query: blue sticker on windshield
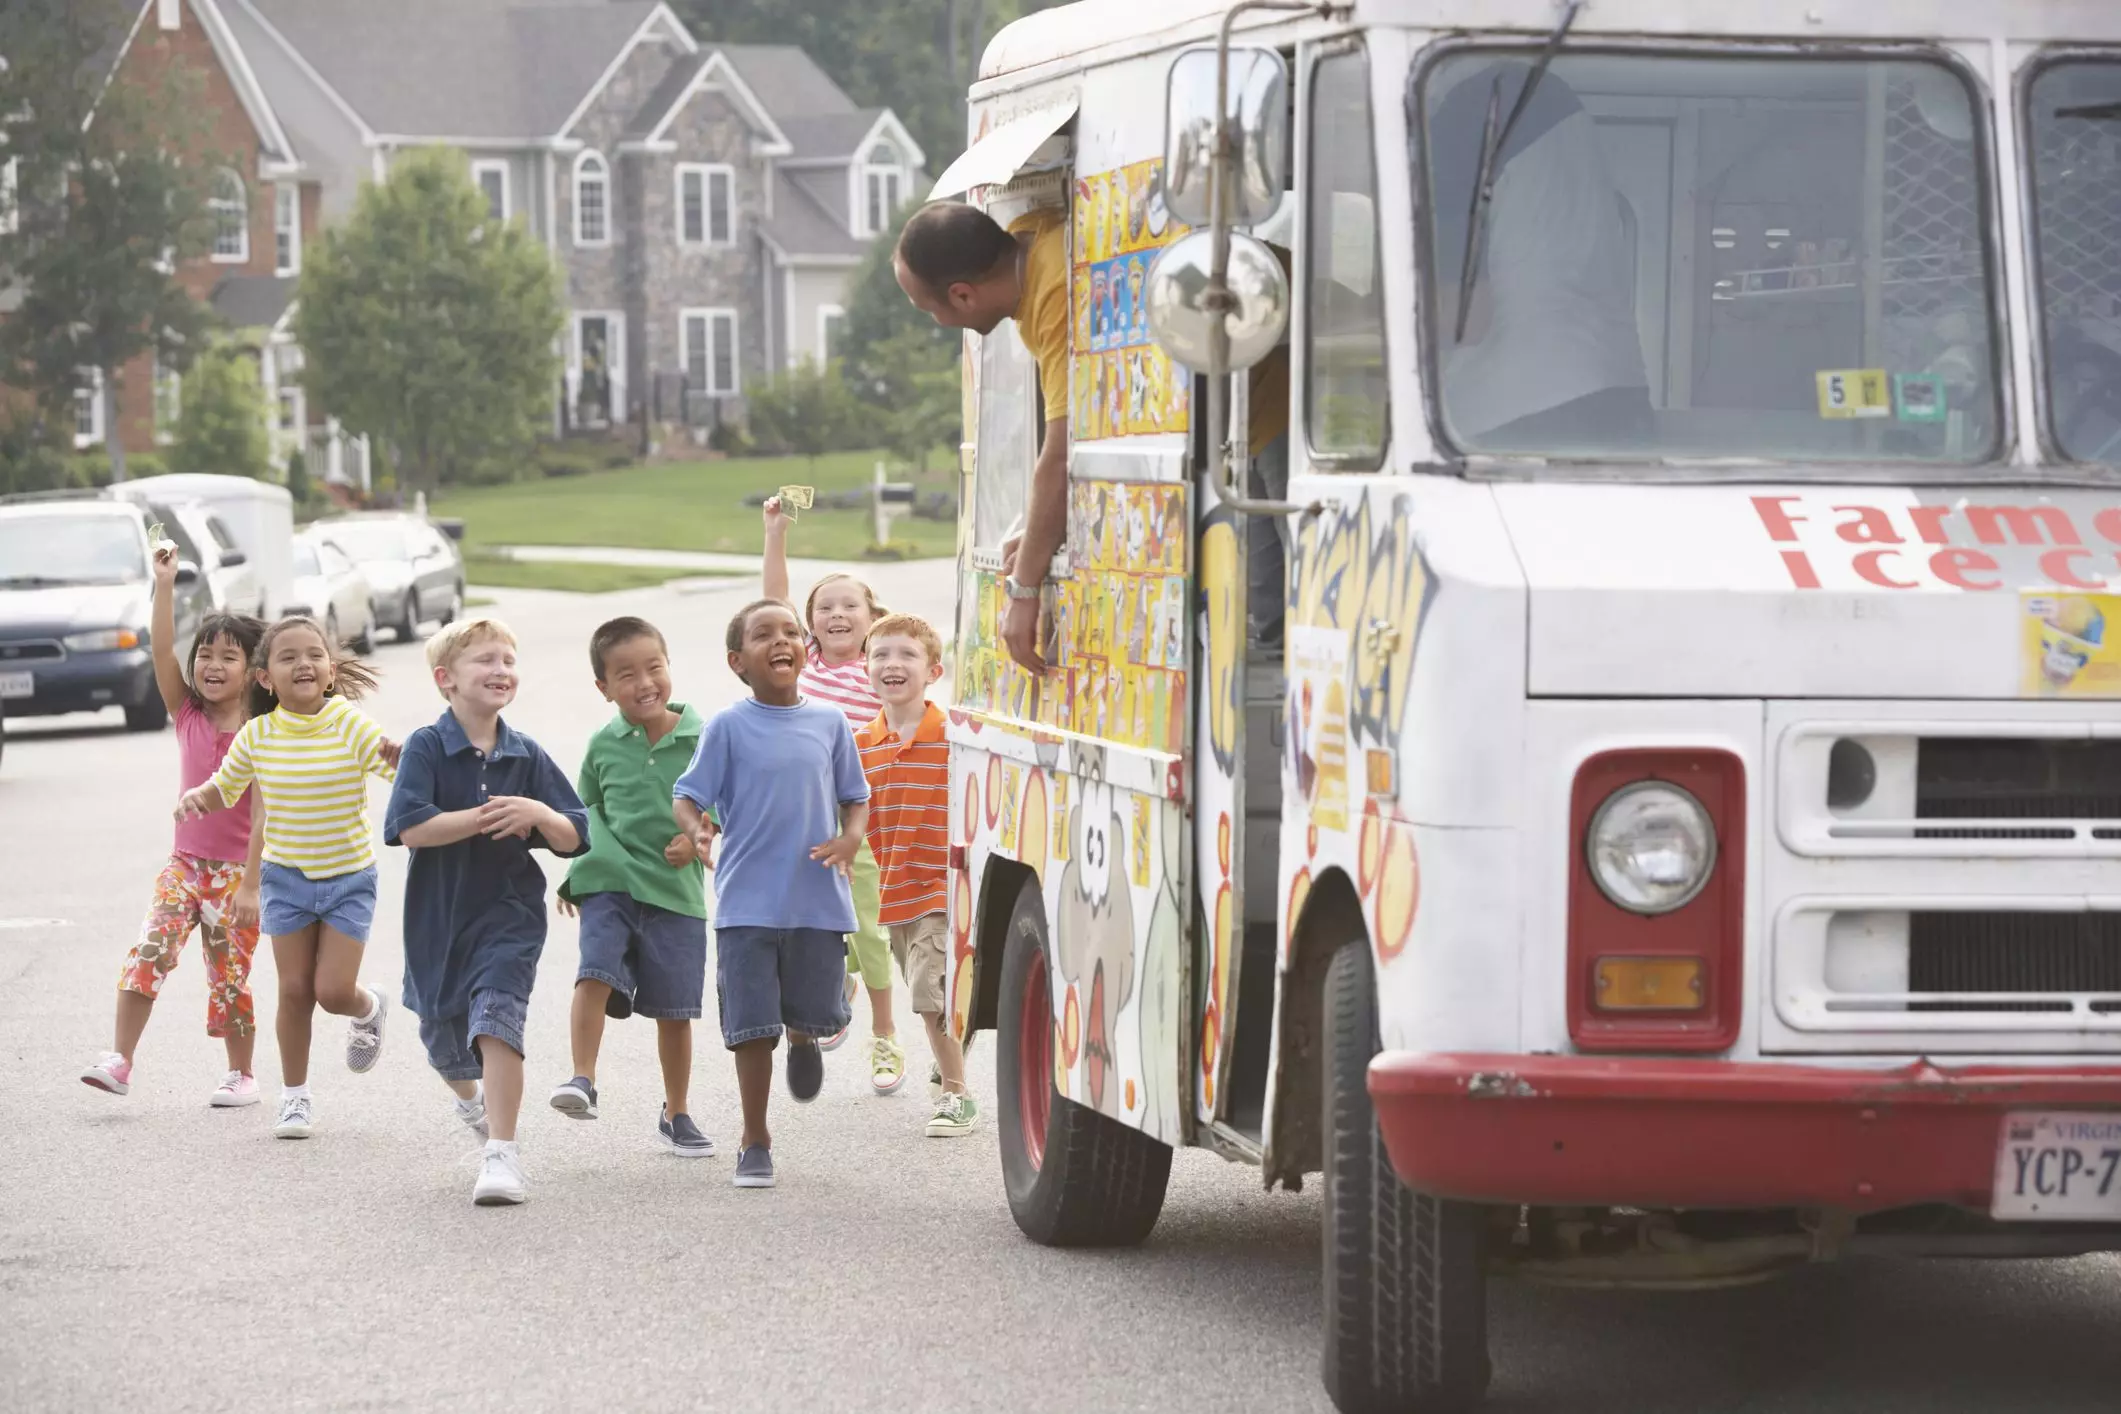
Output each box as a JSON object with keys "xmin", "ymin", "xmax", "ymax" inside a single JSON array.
[{"xmin": 1895, "ymin": 372, "xmax": 1947, "ymax": 423}]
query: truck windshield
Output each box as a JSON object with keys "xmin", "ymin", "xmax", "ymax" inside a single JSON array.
[
  {"xmin": 1419, "ymin": 51, "xmax": 2000, "ymax": 465},
  {"xmin": 2027, "ymin": 57, "xmax": 2121, "ymax": 465}
]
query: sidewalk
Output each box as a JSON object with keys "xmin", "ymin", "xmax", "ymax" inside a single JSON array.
[{"xmin": 485, "ymin": 544, "xmax": 950, "ymax": 576}]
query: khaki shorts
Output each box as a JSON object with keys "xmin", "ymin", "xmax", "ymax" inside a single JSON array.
[{"xmin": 889, "ymin": 912, "xmax": 949, "ymax": 1016}]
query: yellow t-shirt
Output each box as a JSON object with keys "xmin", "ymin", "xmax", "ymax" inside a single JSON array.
[{"xmin": 1009, "ymin": 211, "xmax": 1072, "ymax": 425}]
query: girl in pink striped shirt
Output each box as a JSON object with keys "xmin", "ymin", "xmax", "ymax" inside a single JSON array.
[{"xmin": 762, "ymin": 496, "xmax": 905, "ymax": 1094}]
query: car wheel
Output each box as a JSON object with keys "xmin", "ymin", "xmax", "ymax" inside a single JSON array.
[
  {"xmin": 994, "ymin": 873, "xmax": 1173, "ymax": 1247},
  {"xmin": 352, "ymin": 608, "xmax": 375, "ymax": 656},
  {"xmin": 392, "ymin": 593, "xmax": 418, "ymax": 643},
  {"xmin": 124, "ymin": 693, "xmax": 170, "ymax": 733},
  {"xmin": 325, "ymin": 608, "xmax": 341, "ymax": 650},
  {"xmin": 439, "ymin": 582, "xmax": 462, "ymax": 626},
  {"xmin": 1321, "ymin": 937, "xmax": 1491, "ymax": 1414}
]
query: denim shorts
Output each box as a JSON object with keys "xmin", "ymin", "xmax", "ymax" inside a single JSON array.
[
  {"xmin": 715, "ymin": 926, "xmax": 853, "ymax": 1049},
  {"xmin": 416, "ymin": 988, "xmax": 529, "ymax": 1081},
  {"xmin": 259, "ymin": 862, "xmax": 378, "ymax": 943},
  {"xmin": 575, "ymin": 892, "xmax": 708, "ymax": 1021}
]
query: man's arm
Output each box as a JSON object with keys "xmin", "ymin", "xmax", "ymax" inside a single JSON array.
[{"xmin": 1001, "ymin": 417, "xmax": 1069, "ymax": 673}]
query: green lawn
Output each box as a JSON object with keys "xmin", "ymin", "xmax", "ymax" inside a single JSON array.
[
  {"xmin": 434, "ymin": 450, "xmax": 956, "ymax": 562},
  {"xmin": 461, "ymin": 554, "xmax": 733, "ymax": 594}
]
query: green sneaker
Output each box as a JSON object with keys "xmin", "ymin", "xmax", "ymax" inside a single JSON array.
[{"xmin": 926, "ymin": 1091, "xmax": 979, "ymax": 1139}]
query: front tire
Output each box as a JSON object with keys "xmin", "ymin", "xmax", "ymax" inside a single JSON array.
[
  {"xmin": 325, "ymin": 608, "xmax": 341, "ymax": 650},
  {"xmin": 995, "ymin": 874, "xmax": 1172, "ymax": 1247},
  {"xmin": 123, "ymin": 693, "xmax": 168, "ymax": 733},
  {"xmin": 1321, "ymin": 938, "xmax": 1490, "ymax": 1414},
  {"xmin": 391, "ymin": 593, "xmax": 418, "ymax": 643}
]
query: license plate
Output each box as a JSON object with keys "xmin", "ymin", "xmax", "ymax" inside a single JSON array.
[
  {"xmin": 0, "ymin": 671, "xmax": 30, "ymax": 700},
  {"xmin": 1992, "ymin": 1111, "xmax": 2121, "ymax": 1220}
]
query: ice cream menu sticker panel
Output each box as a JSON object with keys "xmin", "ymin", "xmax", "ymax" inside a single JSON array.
[{"xmin": 1071, "ymin": 159, "xmax": 1190, "ymax": 442}]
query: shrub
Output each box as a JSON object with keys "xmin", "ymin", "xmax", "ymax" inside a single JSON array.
[{"xmin": 168, "ymin": 346, "xmax": 272, "ymax": 480}]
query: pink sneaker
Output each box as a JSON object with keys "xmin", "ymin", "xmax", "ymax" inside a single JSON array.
[
  {"xmin": 210, "ymin": 1071, "xmax": 260, "ymax": 1108},
  {"xmin": 80, "ymin": 1053, "xmax": 132, "ymax": 1096}
]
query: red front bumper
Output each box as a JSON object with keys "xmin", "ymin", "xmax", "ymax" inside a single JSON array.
[{"xmin": 1369, "ymin": 1052, "xmax": 2121, "ymax": 1213}]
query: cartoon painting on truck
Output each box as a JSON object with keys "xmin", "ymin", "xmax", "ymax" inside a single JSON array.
[{"xmin": 935, "ymin": 3, "xmax": 2121, "ymax": 1412}]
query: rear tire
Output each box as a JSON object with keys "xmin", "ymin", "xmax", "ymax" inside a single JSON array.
[
  {"xmin": 123, "ymin": 694, "xmax": 168, "ymax": 733},
  {"xmin": 1321, "ymin": 938, "xmax": 1490, "ymax": 1414},
  {"xmin": 995, "ymin": 874, "xmax": 1172, "ymax": 1247}
]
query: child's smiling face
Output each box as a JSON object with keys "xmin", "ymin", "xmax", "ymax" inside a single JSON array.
[
  {"xmin": 192, "ymin": 631, "xmax": 251, "ymax": 707},
  {"xmin": 263, "ymin": 623, "xmax": 333, "ymax": 711},
  {"xmin": 596, "ymin": 633, "xmax": 673, "ymax": 725},
  {"xmin": 732, "ymin": 603, "xmax": 805, "ymax": 695},
  {"xmin": 867, "ymin": 632, "xmax": 940, "ymax": 710},
  {"xmin": 807, "ymin": 577, "xmax": 874, "ymax": 663},
  {"xmin": 439, "ymin": 636, "xmax": 519, "ymax": 715}
]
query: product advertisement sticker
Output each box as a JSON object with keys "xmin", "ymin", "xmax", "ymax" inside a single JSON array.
[
  {"xmin": 2022, "ymin": 592, "xmax": 2121, "ymax": 697},
  {"xmin": 1816, "ymin": 368, "xmax": 1892, "ymax": 420},
  {"xmin": 1894, "ymin": 373, "xmax": 1947, "ymax": 424}
]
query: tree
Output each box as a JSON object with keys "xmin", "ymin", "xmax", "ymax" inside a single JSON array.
[
  {"xmin": 0, "ymin": 0, "xmax": 219, "ymax": 484},
  {"xmin": 746, "ymin": 359, "xmax": 864, "ymax": 468},
  {"xmin": 167, "ymin": 345, "xmax": 272, "ymax": 480},
  {"xmin": 837, "ymin": 225, "xmax": 962, "ymax": 466},
  {"xmin": 294, "ymin": 149, "xmax": 562, "ymax": 494}
]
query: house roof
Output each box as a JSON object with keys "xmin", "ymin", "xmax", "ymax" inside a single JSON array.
[
  {"xmin": 779, "ymin": 111, "xmax": 881, "ymax": 162},
  {"xmin": 211, "ymin": 272, "xmax": 295, "ymax": 330},
  {"xmin": 240, "ymin": 0, "xmax": 671, "ymax": 140},
  {"xmin": 763, "ymin": 170, "xmax": 865, "ymax": 261},
  {"xmin": 716, "ymin": 45, "xmax": 856, "ymax": 121}
]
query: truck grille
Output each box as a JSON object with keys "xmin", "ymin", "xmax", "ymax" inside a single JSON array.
[
  {"xmin": 1915, "ymin": 738, "xmax": 2121, "ymax": 840},
  {"xmin": 1909, "ymin": 911, "xmax": 2121, "ymax": 1011}
]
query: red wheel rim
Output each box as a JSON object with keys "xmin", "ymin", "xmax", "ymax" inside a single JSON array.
[{"xmin": 1019, "ymin": 947, "xmax": 1052, "ymax": 1172}]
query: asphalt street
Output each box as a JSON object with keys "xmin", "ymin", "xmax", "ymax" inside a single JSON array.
[{"xmin": 5, "ymin": 565, "xmax": 2121, "ymax": 1413}]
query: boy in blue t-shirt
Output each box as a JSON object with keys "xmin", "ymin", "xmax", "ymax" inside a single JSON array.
[{"xmin": 673, "ymin": 598, "xmax": 868, "ymax": 1190}]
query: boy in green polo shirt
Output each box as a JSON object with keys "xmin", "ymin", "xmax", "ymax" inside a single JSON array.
[{"xmin": 550, "ymin": 617, "xmax": 715, "ymax": 1157}]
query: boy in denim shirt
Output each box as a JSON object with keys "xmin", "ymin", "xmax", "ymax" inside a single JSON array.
[
  {"xmin": 673, "ymin": 599, "xmax": 868, "ymax": 1190},
  {"xmin": 385, "ymin": 619, "xmax": 588, "ymax": 1207}
]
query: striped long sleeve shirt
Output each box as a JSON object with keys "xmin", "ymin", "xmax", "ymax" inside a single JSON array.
[
  {"xmin": 209, "ymin": 697, "xmax": 395, "ymax": 879},
  {"xmin": 855, "ymin": 702, "xmax": 950, "ymax": 926}
]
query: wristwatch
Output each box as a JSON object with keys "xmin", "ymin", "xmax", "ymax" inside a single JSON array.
[{"xmin": 1003, "ymin": 575, "xmax": 1043, "ymax": 601}]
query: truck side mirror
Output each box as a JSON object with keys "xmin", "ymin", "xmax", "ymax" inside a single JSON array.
[
  {"xmin": 1162, "ymin": 44, "xmax": 1288, "ymax": 229},
  {"xmin": 219, "ymin": 549, "xmax": 248, "ymax": 567},
  {"xmin": 174, "ymin": 562, "xmax": 201, "ymax": 588}
]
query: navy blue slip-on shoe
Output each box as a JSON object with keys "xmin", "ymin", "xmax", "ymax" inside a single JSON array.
[
  {"xmin": 785, "ymin": 1038, "xmax": 824, "ymax": 1103},
  {"xmin": 550, "ymin": 1076, "xmax": 599, "ymax": 1119},
  {"xmin": 732, "ymin": 1144, "xmax": 775, "ymax": 1188},
  {"xmin": 659, "ymin": 1106, "xmax": 716, "ymax": 1158}
]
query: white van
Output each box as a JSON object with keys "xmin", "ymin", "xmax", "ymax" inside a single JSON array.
[{"xmin": 113, "ymin": 475, "xmax": 294, "ymax": 617}]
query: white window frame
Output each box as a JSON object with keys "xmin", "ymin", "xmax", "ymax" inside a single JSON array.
[
  {"xmin": 74, "ymin": 368, "xmax": 105, "ymax": 448},
  {"xmin": 572, "ymin": 150, "xmax": 609, "ymax": 247},
  {"xmin": 153, "ymin": 355, "xmax": 181, "ymax": 443},
  {"xmin": 0, "ymin": 155, "xmax": 17, "ymax": 236},
  {"xmin": 857, "ymin": 142, "xmax": 905, "ymax": 239},
  {"xmin": 817, "ymin": 303, "xmax": 845, "ymax": 365},
  {"xmin": 679, "ymin": 307, "xmax": 739, "ymax": 397},
  {"xmin": 273, "ymin": 182, "xmax": 300, "ymax": 275},
  {"xmin": 471, "ymin": 158, "xmax": 510, "ymax": 224},
  {"xmin": 675, "ymin": 162, "xmax": 734, "ymax": 248},
  {"xmin": 210, "ymin": 167, "xmax": 248, "ymax": 263}
]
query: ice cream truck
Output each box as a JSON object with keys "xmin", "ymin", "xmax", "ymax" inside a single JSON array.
[{"xmin": 933, "ymin": 1, "xmax": 2121, "ymax": 1408}]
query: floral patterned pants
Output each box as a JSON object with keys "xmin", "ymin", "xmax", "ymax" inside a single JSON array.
[{"xmin": 119, "ymin": 854, "xmax": 259, "ymax": 1038}]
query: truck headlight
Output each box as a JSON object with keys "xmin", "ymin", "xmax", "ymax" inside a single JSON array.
[
  {"xmin": 1586, "ymin": 782, "xmax": 1716, "ymax": 914},
  {"xmin": 63, "ymin": 628, "xmax": 142, "ymax": 652}
]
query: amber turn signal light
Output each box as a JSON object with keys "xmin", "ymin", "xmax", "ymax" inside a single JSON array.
[{"xmin": 1593, "ymin": 956, "xmax": 1704, "ymax": 1012}]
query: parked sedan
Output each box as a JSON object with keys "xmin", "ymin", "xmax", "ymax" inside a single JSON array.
[
  {"xmin": 286, "ymin": 534, "xmax": 375, "ymax": 654},
  {"xmin": 0, "ymin": 498, "xmax": 210, "ymax": 731},
  {"xmin": 312, "ymin": 513, "xmax": 464, "ymax": 643}
]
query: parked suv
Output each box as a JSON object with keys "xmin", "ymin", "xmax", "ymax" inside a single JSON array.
[
  {"xmin": 312, "ymin": 512, "xmax": 465, "ymax": 642},
  {"xmin": 0, "ymin": 497, "xmax": 211, "ymax": 731}
]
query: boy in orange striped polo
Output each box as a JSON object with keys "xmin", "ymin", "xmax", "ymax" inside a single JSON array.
[{"xmin": 855, "ymin": 613, "xmax": 975, "ymax": 1137}]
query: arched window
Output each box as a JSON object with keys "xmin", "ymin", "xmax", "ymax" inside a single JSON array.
[
  {"xmin": 861, "ymin": 139, "xmax": 904, "ymax": 238},
  {"xmin": 574, "ymin": 150, "xmax": 609, "ymax": 246},
  {"xmin": 210, "ymin": 168, "xmax": 247, "ymax": 262}
]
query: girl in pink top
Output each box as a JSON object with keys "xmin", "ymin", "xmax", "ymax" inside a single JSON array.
[
  {"xmin": 761, "ymin": 496, "xmax": 905, "ymax": 1090},
  {"xmin": 80, "ymin": 542, "xmax": 269, "ymax": 1107}
]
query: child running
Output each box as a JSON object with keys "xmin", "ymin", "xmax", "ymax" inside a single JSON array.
[
  {"xmin": 856, "ymin": 613, "xmax": 978, "ymax": 1137},
  {"xmin": 81, "ymin": 543, "xmax": 267, "ymax": 1105},
  {"xmin": 763, "ymin": 496, "xmax": 903, "ymax": 1096},
  {"xmin": 549, "ymin": 617, "xmax": 714, "ymax": 1159},
  {"xmin": 175, "ymin": 616, "xmax": 396, "ymax": 1140},
  {"xmin": 673, "ymin": 598, "xmax": 868, "ymax": 1189},
  {"xmin": 385, "ymin": 619, "xmax": 586, "ymax": 1206}
]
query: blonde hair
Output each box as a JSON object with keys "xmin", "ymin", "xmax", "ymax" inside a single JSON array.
[
  {"xmin": 865, "ymin": 612, "xmax": 943, "ymax": 668},
  {"xmin": 426, "ymin": 617, "xmax": 518, "ymax": 697},
  {"xmin": 802, "ymin": 572, "xmax": 887, "ymax": 645}
]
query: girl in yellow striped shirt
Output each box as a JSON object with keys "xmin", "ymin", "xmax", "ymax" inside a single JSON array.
[{"xmin": 177, "ymin": 616, "xmax": 399, "ymax": 1139}]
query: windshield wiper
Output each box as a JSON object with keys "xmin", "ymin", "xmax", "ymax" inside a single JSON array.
[
  {"xmin": 0, "ymin": 574, "xmax": 72, "ymax": 589},
  {"xmin": 1452, "ymin": 0, "xmax": 1583, "ymax": 343},
  {"xmin": 2058, "ymin": 102, "xmax": 2121, "ymax": 122}
]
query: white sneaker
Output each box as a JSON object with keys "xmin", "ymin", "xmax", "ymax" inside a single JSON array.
[
  {"xmin": 273, "ymin": 1093, "xmax": 314, "ymax": 1139},
  {"xmin": 473, "ymin": 1146, "xmax": 527, "ymax": 1206},
  {"xmin": 346, "ymin": 988, "xmax": 388, "ymax": 1073},
  {"xmin": 455, "ymin": 1094, "xmax": 489, "ymax": 1143}
]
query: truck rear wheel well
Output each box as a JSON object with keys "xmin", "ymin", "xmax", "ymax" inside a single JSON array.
[
  {"xmin": 969, "ymin": 856, "xmax": 1036, "ymax": 1035},
  {"xmin": 1267, "ymin": 866, "xmax": 1365, "ymax": 1192}
]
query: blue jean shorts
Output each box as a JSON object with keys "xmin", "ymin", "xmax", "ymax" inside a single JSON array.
[
  {"xmin": 575, "ymin": 892, "xmax": 708, "ymax": 1021},
  {"xmin": 416, "ymin": 989, "xmax": 529, "ymax": 1082},
  {"xmin": 715, "ymin": 927, "xmax": 853, "ymax": 1049},
  {"xmin": 260, "ymin": 863, "xmax": 378, "ymax": 943}
]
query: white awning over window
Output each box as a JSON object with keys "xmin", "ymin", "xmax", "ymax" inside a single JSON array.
[{"xmin": 927, "ymin": 96, "xmax": 1079, "ymax": 200}]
